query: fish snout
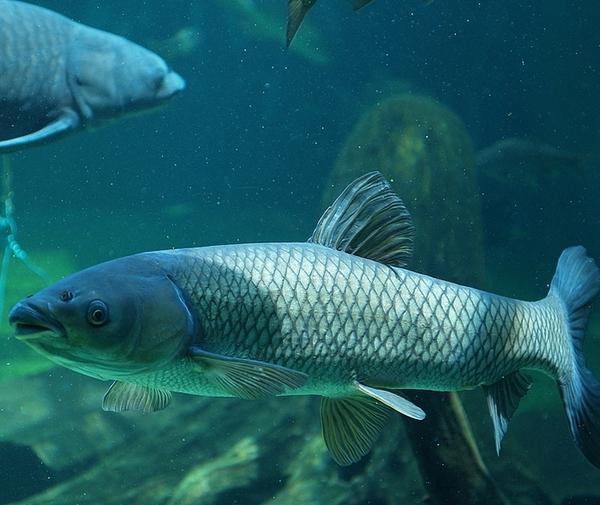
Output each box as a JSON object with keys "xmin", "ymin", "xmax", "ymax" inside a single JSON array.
[
  {"xmin": 8, "ymin": 300, "xmax": 66, "ymax": 340},
  {"xmin": 157, "ymin": 71, "xmax": 186, "ymax": 100}
]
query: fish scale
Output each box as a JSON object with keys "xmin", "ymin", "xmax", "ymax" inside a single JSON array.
[
  {"xmin": 0, "ymin": 1, "xmax": 72, "ymax": 132},
  {"xmin": 160, "ymin": 242, "xmax": 572, "ymax": 395}
]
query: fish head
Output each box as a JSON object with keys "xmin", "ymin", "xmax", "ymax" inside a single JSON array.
[
  {"xmin": 8, "ymin": 255, "xmax": 194, "ymax": 379},
  {"xmin": 68, "ymin": 28, "xmax": 185, "ymax": 121}
]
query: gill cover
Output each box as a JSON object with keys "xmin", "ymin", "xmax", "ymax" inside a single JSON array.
[{"xmin": 123, "ymin": 273, "xmax": 195, "ymax": 368}]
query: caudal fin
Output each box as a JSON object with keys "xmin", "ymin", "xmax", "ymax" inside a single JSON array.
[
  {"xmin": 550, "ymin": 246, "xmax": 600, "ymax": 468},
  {"xmin": 286, "ymin": 0, "xmax": 316, "ymax": 47}
]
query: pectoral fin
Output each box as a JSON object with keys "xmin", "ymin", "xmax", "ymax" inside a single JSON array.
[
  {"xmin": 483, "ymin": 371, "xmax": 532, "ymax": 454},
  {"xmin": 0, "ymin": 112, "xmax": 79, "ymax": 152},
  {"xmin": 190, "ymin": 347, "xmax": 308, "ymax": 399},
  {"xmin": 102, "ymin": 381, "xmax": 172, "ymax": 413}
]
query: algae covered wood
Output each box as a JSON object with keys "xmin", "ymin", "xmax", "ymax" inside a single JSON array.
[
  {"xmin": 403, "ymin": 391, "xmax": 510, "ymax": 505},
  {"xmin": 328, "ymin": 93, "xmax": 485, "ymax": 285}
]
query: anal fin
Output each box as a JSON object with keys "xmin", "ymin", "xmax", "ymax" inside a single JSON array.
[
  {"xmin": 190, "ymin": 347, "xmax": 307, "ymax": 399},
  {"xmin": 102, "ymin": 381, "xmax": 172, "ymax": 413},
  {"xmin": 483, "ymin": 371, "xmax": 532, "ymax": 454}
]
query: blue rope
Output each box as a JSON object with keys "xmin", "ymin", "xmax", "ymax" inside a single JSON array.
[{"xmin": 0, "ymin": 155, "xmax": 50, "ymax": 318}]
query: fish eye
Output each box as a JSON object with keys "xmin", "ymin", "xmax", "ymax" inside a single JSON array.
[
  {"xmin": 153, "ymin": 74, "xmax": 164, "ymax": 91},
  {"xmin": 86, "ymin": 300, "xmax": 109, "ymax": 326}
]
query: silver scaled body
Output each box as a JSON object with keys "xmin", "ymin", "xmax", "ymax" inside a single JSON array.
[{"xmin": 131, "ymin": 243, "xmax": 571, "ymax": 397}]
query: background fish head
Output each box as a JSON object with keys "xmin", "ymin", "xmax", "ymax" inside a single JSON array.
[
  {"xmin": 8, "ymin": 255, "xmax": 194, "ymax": 379},
  {"xmin": 68, "ymin": 28, "xmax": 186, "ymax": 122}
]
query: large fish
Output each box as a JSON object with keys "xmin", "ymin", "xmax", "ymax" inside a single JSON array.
[
  {"xmin": 9, "ymin": 172, "xmax": 600, "ymax": 467},
  {"xmin": 0, "ymin": 0, "xmax": 185, "ymax": 152}
]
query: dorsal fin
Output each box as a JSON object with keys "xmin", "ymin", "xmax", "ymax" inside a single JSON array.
[{"xmin": 309, "ymin": 171, "xmax": 414, "ymax": 267}]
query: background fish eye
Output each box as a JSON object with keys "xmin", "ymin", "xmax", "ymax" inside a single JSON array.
[
  {"xmin": 86, "ymin": 300, "xmax": 109, "ymax": 326},
  {"xmin": 153, "ymin": 75, "xmax": 164, "ymax": 91}
]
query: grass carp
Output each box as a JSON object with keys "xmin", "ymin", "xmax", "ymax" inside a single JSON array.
[
  {"xmin": 0, "ymin": 0, "xmax": 185, "ymax": 152},
  {"xmin": 9, "ymin": 172, "xmax": 600, "ymax": 467}
]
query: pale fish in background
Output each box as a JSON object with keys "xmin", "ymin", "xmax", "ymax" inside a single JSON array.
[
  {"xmin": 149, "ymin": 27, "xmax": 203, "ymax": 61},
  {"xmin": 9, "ymin": 172, "xmax": 600, "ymax": 468},
  {"xmin": 0, "ymin": 0, "xmax": 185, "ymax": 152},
  {"xmin": 477, "ymin": 137, "xmax": 588, "ymax": 178}
]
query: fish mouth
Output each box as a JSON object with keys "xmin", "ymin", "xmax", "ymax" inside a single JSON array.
[
  {"xmin": 157, "ymin": 71, "xmax": 186, "ymax": 99},
  {"xmin": 8, "ymin": 301, "xmax": 66, "ymax": 341}
]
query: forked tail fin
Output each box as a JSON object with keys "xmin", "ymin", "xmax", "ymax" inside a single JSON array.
[{"xmin": 549, "ymin": 246, "xmax": 600, "ymax": 468}]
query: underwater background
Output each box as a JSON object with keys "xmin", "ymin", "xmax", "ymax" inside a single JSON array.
[{"xmin": 1, "ymin": 0, "xmax": 600, "ymax": 503}]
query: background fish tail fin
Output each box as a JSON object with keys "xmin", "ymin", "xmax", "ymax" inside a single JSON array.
[
  {"xmin": 353, "ymin": 0, "xmax": 375, "ymax": 11},
  {"xmin": 549, "ymin": 246, "xmax": 600, "ymax": 468},
  {"xmin": 287, "ymin": 0, "xmax": 315, "ymax": 47}
]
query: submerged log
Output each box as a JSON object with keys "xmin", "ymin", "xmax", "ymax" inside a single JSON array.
[{"xmin": 403, "ymin": 391, "xmax": 509, "ymax": 505}]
